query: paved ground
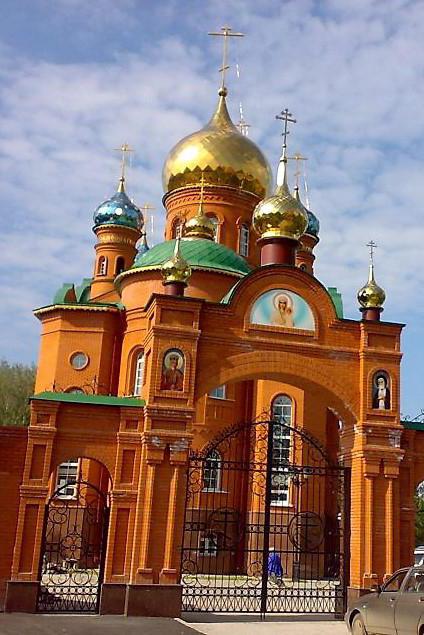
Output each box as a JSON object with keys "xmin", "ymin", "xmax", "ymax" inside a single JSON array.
[{"xmin": 0, "ymin": 614, "xmax": 348, "ymax": 635}]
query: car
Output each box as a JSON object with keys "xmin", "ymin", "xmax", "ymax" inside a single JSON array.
[
  {"xmin": 415, "ymin": 547, "xmax": 424, "ymax": 566},
  {"xmin": 345, "ymin": 566, "xmax": 424, "ymax": 634}
]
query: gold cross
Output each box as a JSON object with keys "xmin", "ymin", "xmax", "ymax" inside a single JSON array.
[
  {"xmin": 237, "ymin": 102, "xmax": 250, "ymax": 136},
  {"xmin": 276, "ymin": 109, "xmax": 297, "ymax": 153},
  {"xmin": 141, "ymin": 203, "xmax": 155, "ymax": 236},
  {"xmin": 114, "ymin": 143, "xmax": 134, "ymax": 180},
  {"xmin": 208, "ymin": 25, "xmax": 244, "ymax": 91},
  {"xmin": 287, "ymin": 152, "xmax": 308, "ymax": 187},
  {"xmin": 366, "ymin": 240, "xmax": 378, "ymax": 264}
]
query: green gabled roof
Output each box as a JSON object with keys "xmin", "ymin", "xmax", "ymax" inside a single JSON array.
[
  {"xmin": 328, "ymin": 287, "xmax": 344, "ymax": 318},
  {"xmin": 31, "ymin": 391, "xmax": 144, "ymax": 407},
  {"xmin": 131, "ymin": 238, "xmax": 251, "ymax": 277}
]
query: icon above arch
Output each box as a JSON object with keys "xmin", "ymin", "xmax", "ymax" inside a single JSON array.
[{"xmin": 250, "ymin": 289, "xmax": 315, "ymax": 331}]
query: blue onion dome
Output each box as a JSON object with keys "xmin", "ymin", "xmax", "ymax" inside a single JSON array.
[
  {"xmin": 294, "ymin": 187, "xmax": 319, "ymax": 238},
  {"xmin": 93, "ymin": 177, "xmax": 144, "ymax": 230},
  {"xmin": 137, "ymin": 232, "xmax": 150, "ymax": 256}
]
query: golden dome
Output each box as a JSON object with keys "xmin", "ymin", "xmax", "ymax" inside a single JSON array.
[
  {"xmin": 161, "ymin": 237, "xmax": 192, "ymax": 285},
  {"xmin": 252, "ymin": 161, "xmax": 308, "ymax": 241},
  {"xmin": 358, "ymin": 263, "xmax": 386, "ymax": 308},
  {"xmin": 162, "ymin": 89, "xmax": 273, "ymax": 198}
]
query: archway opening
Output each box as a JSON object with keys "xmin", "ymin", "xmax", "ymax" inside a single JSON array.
[{"xmin": 37, "ymin": 457, "xmax": 112, "ymax": 614}]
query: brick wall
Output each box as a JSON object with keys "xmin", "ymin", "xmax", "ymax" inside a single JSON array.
[{"xmin": 0, "ymin": 426, "xmax": 27, "ymax": 608}]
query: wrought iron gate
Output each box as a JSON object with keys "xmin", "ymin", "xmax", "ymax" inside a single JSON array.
[
  {"xmin": 37, "ymin": 480, "xmax": 109, "ymax": 613},
  {"xmin": 181, "ymin": 419, "xmax": 350, "ymax": 615}
]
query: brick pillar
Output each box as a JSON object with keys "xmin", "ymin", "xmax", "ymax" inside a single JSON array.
[{"xmin": 5, "ymin": 401, "xmax": 58, "ymax": 612}]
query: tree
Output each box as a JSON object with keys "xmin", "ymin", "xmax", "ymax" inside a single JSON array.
[
  {"xmin": 0, "ymin": 360, "xmax": 36, "ymax": 426},
  {"xmin": 416, "ymin": 495, "xmax": 424, "ymax": 547}
]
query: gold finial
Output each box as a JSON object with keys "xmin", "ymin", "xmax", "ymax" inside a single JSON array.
[
  {"xmin": 208, "ymin": 25, "xmax": 244, "ymax": 94},
  {"xmin": 114, "ymin": 143, "xmax": 134, "ymax": 190},
  {"xmin": 161, "ymin": 231, "xmax": 192, "ymax": 285},
  {"xmin": 357, "ymin": 241, "xmax": 386, "ymax": 309},
  {"xmin": 275, "ymin": 109, "xmax": 296, "ymax": 187},
  {"xmin": 184, "ymin": 172, "xmax": 215, "ymax": 240}
]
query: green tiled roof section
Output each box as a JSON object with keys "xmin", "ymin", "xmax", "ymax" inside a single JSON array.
[
  {"xmin": 132, "ymin": 238, "xmax": 251, "ymax": 276},
  {"xmin": 402, "ymin": 420, "xmax": 424, "ymax": 431},
  {"xmin": 328, "ymin": 287, "xmax": 343, "ymax": 318},
  {"xmin": 53, "ymin": 283, "xmax": 76, "ymax": 304},
  {"xmin": 75, "ymin": 278, "xmax": 92, "ymax": 303},
  {"xmin": 31, "ymin": 391, "xmax": 144, "ymax": 407}
]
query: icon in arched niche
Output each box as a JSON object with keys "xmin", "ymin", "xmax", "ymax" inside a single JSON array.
[
  {"xmin": 372, "ymin": 371, "xmax": 391, "ymax": 410},
  {"xmin": 160, "ymin": 348, "xmax": 185, "ymax": 391},
  {"xmin": 250, "ymin": 289, "xmax": 315, "ymax": 330}
]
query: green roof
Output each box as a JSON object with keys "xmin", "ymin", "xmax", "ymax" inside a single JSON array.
[
  {"xmin": 31, "ymin": 391, "xmax": 144, "ymax": 407},
  {"xmin": 402, "ymin": 420, "xmax": 424, "ymax": 431},
  {"xmin": 328, "ymin": 287, "xmax": 344, "ymax": 318},
  {"xmin": 131, "ymin": 238, "xmax": 251, "ymax": 277}
]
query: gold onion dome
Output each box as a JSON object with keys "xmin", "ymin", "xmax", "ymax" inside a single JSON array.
[
  {"xmin": 184, "ymin": 182, "xmax": 215, "ymax": 240},
  {"xmin": 161, "ymin": 236, "xmax": 192, "ymax": 285},
  {"xmin": 252, "ymin": 160, "xmax": 308, "ymax": 241},
  {"xmin": 162, "ymin": 88, "xmax": 273, "ymax": 197},
  {"xmin": 357, "ymin": 261, "xmax": 386, "ymax": 309}
]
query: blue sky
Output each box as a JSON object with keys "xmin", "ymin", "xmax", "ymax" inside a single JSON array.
[{"xmin": 0, "ymin": 0, "xmax": 423, "ymax": 417}]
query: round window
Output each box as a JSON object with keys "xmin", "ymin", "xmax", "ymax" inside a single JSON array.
[{"xmin": 70, "ymin": 352, "xmax": 89, "ymax": 370}]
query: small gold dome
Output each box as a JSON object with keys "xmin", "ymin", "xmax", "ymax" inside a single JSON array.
[
  {"xmin": 161, "ymin": 237, "xmax": 192, "ymax": 285},
  {"xmin": 252, "ymin": 172, "xmax": 308, "ymax": 241},
  {"xmin": 184, "ymin": 208, "xmax": 215, "ymax": 240},
  {"xmin": 162, "ymin": 90, "xmax": 272, "ymax": 198},
  {"xmin": 358, "ymin": 264, "xmax": 386, "ymax": 308}
]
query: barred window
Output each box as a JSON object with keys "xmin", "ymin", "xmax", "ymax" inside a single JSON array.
[{"xmin": 98, "ymin": 256, "xmax": 107, "ymax": 276}]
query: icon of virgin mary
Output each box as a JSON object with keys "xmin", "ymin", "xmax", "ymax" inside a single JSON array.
[{"xmin": 271, "ymin": 292, "xmax": 295, "ymax": 328}]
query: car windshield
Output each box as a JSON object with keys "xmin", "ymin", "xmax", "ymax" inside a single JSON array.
[{"xmin": 382, "ymin": 570, "xmax": 408, "ymax": 592}]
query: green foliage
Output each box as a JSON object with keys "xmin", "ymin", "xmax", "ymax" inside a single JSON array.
[
  {"xmin": 415, "ymin": 495, "xmax": 424, "ymax": 546},
  {"xmin": 0, "ymin": 360, "xmax": 36, "ymax": 426}
]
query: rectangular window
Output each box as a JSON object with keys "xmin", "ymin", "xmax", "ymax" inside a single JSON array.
[
  {"xmin": 239, "ymin": 225, "xmax": 249, "ymax": 257},
  {"xmin": 133, "ymin": 353, "xmax": 145, "ymax": 396},
  {"xmin": 209, "ymin": 385, "xmax": 226, "ymax": 399},
  {"xmin": 56, "ymin": 459, "xmax": 79, "ymax": 498}
]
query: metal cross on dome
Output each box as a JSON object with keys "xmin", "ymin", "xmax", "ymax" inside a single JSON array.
[
  {"xmin": 114, "ymin": 143, "xmax": 134, "ymax": 181},
  {"xmin": 366, "ymin": 240, "xmax": 378, "ymax": 264},
  {"xmin": 141, "ymin": 203, "xmax": 156, "ymax": 237},
  {"xmin": 276, "ymin": 109, "xmax": 296, "ymax": 156},
  {"xmin": 208, "ymin": 26, "xmax": 244, "ymax": 91},
  {"xmin": 287, "ymin": 152, "xmax": 308, "ymax": 188}
]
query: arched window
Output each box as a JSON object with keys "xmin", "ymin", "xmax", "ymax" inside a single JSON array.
[
  {"xmin": 115, "ymin": 256, "xmax": 125, "ymax": 275},
  {"xmin": 98, "ymin": 256, "xmax": 107, "ymax": 276},
  {"xmin": 203, "ymin": 449, "xmax": 221, "ymax": 491},
  {"xmin": 207, "ymin": 214, "xmax": 220, "ymax": 242},
  {"xmin": 239, "ymin": 224, "xmax": 249, "ymax": 257},
  {"xmin": 133, "ymin": 352, "xmax": 145, "ymax": 396},
  {"xmin": 270, "ymin": 394, "xmax": 293, "ymax": 505}
]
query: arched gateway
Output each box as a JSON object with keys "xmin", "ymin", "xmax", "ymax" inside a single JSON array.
[
  {"xmin": 37, "ymin": 479, "xmax": 109, "ymax": 613},
  {"xmin": 181, "ymin": 418, "xmax": 349, "ymax": 615}
]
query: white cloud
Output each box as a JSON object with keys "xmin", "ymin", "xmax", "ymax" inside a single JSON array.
[{"xmin": 0, "ymin": 0, "xmax": 423, "ymax": 413}]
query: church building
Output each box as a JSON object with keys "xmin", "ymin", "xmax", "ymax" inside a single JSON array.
[{"xmin": 2, "ymin": 35, "xmax": 424, "ymax": 618}]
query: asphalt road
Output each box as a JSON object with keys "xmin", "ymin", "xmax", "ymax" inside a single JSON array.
[{"xmin": 0, "ymin": 614, "xmax": 349, "ymax": 635}]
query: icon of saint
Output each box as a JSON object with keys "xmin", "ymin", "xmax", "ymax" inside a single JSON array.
[
  {"xmin": 271, "ymin": 293, "xmax": 294, "ymax": 328},
  {"xmin": 372, "ymin": 374, "xmax": 390, "ymax": 410},
  {"xmin": 161, "ymin": 351, "xmax": 184, "ymax": 391}
]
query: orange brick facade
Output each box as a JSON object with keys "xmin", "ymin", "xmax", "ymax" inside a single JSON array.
[{"xmin": 1, "ymin": 91, "xmax": 421, "ymax": 616}]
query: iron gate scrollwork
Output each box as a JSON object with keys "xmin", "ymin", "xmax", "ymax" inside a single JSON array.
[
  {"xmin": 37, "ymin": 480, "xmax": 109, "ymax": 613},
  {"xmin": 180, "ymin": 419, "xmax": 350, "ymax": 615}
]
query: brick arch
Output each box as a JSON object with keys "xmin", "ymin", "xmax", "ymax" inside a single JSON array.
[
  {"xmin": 50, "ymin": 447, "xmax": 115, "ymax": 485},
  {"xmin": 196, "ymin": 350, "xmax": 358, "ymax": 429}
]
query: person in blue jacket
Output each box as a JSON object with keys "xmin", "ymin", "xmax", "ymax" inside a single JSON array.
[{"xmin": 267, "ymin": 547, "xmax": 283, "ymax": 581}]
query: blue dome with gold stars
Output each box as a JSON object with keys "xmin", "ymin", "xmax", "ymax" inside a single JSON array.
[{"xmin": 93, "ymin": 177, "xmax": 143, "ymax": 230}]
